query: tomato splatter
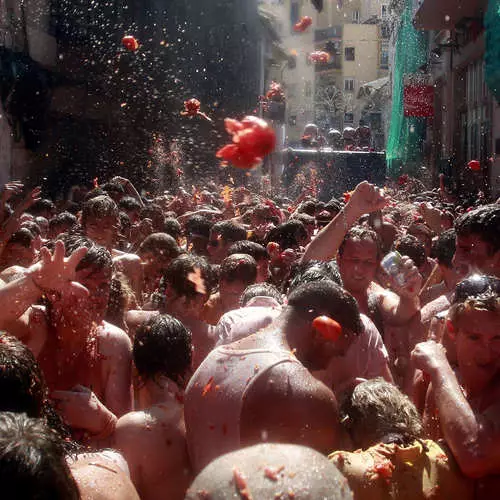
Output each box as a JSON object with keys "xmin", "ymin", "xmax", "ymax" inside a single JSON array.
[
  {"xmin": 468, "ymin": 159, "xmax": 481, "ymax": 171},
  {"xmin": 309, "ymin": 51, "xmax": 330, "ymax": 64},
  {"xmin": 373, "ymin": 459, "xmax": 395, "ymax": 480},
  {"xmin": 216, "ymin": 116, "xmax": 276, "ymax": 169},
  {"xmin": 343, "ymin": 191, "xmax": 353, "ymax": 203},
  {"xmin": 293, "ymin": 15, "xmax": 313, "ymax": 32},
  {"xmin": 122, "ymin": 35, "xmax": 139, "ymax": 51},
  {"xmin": 266, "ymin": 81, "xmax": 286, "ymax": 102},
  {"xmin": 264, "ymin": 465, "xmax": 285, "ymax": 481},
  {"xmin": 398, "ymin": 174, "xmax": 409, "ymax": 186},
  {"xmin": 312, "ymin": 316, "xmax": 342, "ymax": 342},
  {"xmin": 202, "ymin": 377, "xmax": 214, "ymax": 397},
  {"xmin": 181, "ymin": 98, "xmax": 213, "ymax": 123},
  {"xmin": 233, "ymin": 467, "xmax": 252, "ymax": 499}
]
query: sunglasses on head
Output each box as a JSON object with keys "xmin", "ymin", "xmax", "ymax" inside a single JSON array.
[{"xmin": 454, "ymin": 274, "xmax": 500, "ymax": 303}]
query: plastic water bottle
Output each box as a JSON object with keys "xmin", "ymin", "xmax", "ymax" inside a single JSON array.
[{"xmin": 381, "ymin": 251, "xmax": 406, "ymax": 287}]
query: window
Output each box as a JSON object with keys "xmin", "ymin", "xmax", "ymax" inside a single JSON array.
[
  {"xmin": 344, "ymin": 47, "xmax": 355, "ymax": 61},
  {"xmin": 288, "ymin": 115, "xmax": 297, "ymax": 127},
  {"xmin": 352, "ymin": 10, "xmax": 360, "ymax": 23},
  {"xmin": 381, "ymin": 5, "xmax": 388, "ymax": 19},
  {"xmin": 344, "ymin": 112, "xmax": 354, "ymax": 123},
  {"xmin": 290, "ymin": 1, "xmax": 300, "ymax": 30},
  {"xmin": 344, "ymin": 78, "xmax": 355, "ymax": 92},
  {"xmin": 381, "ymin": 24, "xmax": 390, "ymax": 39},
  {"xmin": 380, "ymin": 41, "xmax": 389, "ymax": 69}
]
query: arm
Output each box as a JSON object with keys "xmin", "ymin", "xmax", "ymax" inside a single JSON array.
[
  {"xmin": 412, "ymin": 341, "xmax": 500, "ymax": 477},
  {"xmin": 301, "ymin": 181, "xmax": 387, "ymax": 263}
]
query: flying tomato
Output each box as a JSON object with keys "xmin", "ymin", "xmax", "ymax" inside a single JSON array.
[
  {"xmin": 293, "ymin": 16, "xmax": 313, "ymax": 32},
  {"xmin": 121, "ymin": 35, "xmax": 139, "ymax": 51}
]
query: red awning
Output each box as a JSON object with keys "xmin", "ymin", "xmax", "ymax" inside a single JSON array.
[{"xmin": 414, "ymin": 0, "xmax": 488, "ymax": 30}]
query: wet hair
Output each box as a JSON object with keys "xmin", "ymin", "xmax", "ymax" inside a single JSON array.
[
  {"xmin": 20, "ymin": 221, "xmax": 41, "ymax": 237},
  {"xmin": 7, "ymin": 228, "xmax": 35, "ymax": 248},
  {"xmin": 105, "ymin": 272, "xmax": 135, "ymax": 329},
  {"xmin": 186, "ymin": 443, "xmax": 352, "ymax": 500},
  {"xmin": 48, "ymin": 212, "xmax": 78, "ymax": 234},
  {"xmin": 81, "ymin": 195, "xmax": 118, "ymax": 227},
  {"xmin": 240, "ymin": 283, "xmax": 283, "ymax": 307},
  {"xmin": 159, "ymin": 254, "xmax": 214, "ymax": 303},
  {"xmin": 118, "ymin": 212, "xmax": 131, "ymax": 233},
  {"xmin": 266, "ymin": 220, "xmax": 307, "ymax": 249},
  {"xmin": 341, "ymin": 378, "xmax": 423, "ymax": 447},
  {"xmin": 338, "ymin": 225, "xmax": 383, "ymax": 260},
  {"xmin": 220, "ymin": 254, "xmax": 257, "ymax": 285},
  {"xmin": 455, "ymin": 204, "xmax": 500, "ymax": 254},
  {"xmin": 134, "ymin": 314, "xmax": 192, "ymax": 384},
  {"xmin": 138, "ymin": 233, "xmax": 181, "ymax": 261},
  {"xmin": 0, "ymin": 412, "xmax": 80, "ymax": 500},
  {"xmin": 227, "ymin": 240, "xmax": 269, "ymax": 261},
  {"xmin": 325, "ymin": 198, "xmax": 343, "ymax": 214},
  {"xmin": 58, "ymin": 234, "xmax": 112, "ymax": 272},
  {"xmin": 83, "ymin": 187, "xmax": 106, "ymax": 201},
  {"xmin": 297, "ymin": 200, "xmax": 317, "ymax": 216},
  {"xmin": 287, "ymin": 260, "xmax": 343, "ymax": 293},
  {"xmin": 163, "ymin": 218, "xmax": 182, "ymax": 241},
  {"xmin": 26, "ymin": 198, "xmax": 55, "ymax": 217},
  {"xmin": 101, "ymin": 182, "xmax": 125, "ymax": 196},
  {"xmin": 0, "ymin": 334, "xmax": 74, "ymax": 451},
  {"xmin": 292, "ymin": 212, "xmax": 315, "ymax": 227},
  {"xmin": 394, "ymin": 234, "xmax": 426, "ymax": 268},
  {"xmin": 432, "ymin": 228, "xmax": 456, "ymax": 268},
  {"xmin": 212, "ymin": 220, "xmax": 247, "ymax": 244},
  {"xmin": 118, "ymin": 196, "xmax": 142, "ymax": 212},
  {"xmin": 184, "ymin": 215, "xmax": 212, "ymax": 238},
  {"xmin": 449, "ymin": 274, "xmax": 500, "ymax": 326},
  {"xmin": 287, "ymin": 280, "xmax": 362, "ymax": 335},
  {"xmin": 140, "ymin": 204, "xmax": 165, "ymax": 232}
]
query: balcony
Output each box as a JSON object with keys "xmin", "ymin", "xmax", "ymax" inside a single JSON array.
[
  {"xmin": 414, "ymin": 0, "xmax": 487, "ymax": 30},
  {"xmin": 314, "ymin": 59, "xmax": 341, "ymax": 71}
]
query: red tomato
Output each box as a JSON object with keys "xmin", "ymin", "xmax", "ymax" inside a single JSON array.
[
  {"xmin": 312, "ymin": 316, "xmax": 342, "ymax": 342},
  {"xmin": 183, "ymin": 98, "xmax": 201, "ymax": 116},
  {"xmin": 122, "ymin": 35, "xmax": 139, "ymax": 51},
  {"xmin": 309, "ymin": 51, "xmax": 330, "ymax": 63},
  {"xmin": 468, "ymin": 160, "xmax": 481, "ymax": 171},
  {"xmin": 294, "ymin": 16, "xmax": 313, "ymax": 32}
]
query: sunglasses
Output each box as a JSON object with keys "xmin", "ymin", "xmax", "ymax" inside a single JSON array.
[{"xmin": 454, "ymin": 274, "xmax": 500, "ymax": 303}]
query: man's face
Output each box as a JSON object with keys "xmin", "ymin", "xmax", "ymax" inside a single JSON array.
[
  {"xmin": 453, "ymin": 234, "xmax": 499, "ymax": 278},
  {"xmin": 455, "ymin": 309, "xmax": 500, "ymax": 391},
  {"xmin": 207, "ymin": 231, "xmax": 228, "ymax": 264},
  {"xmin": 85, "ymin": 215, "xmax": 119, "ymax": 249},
  {"xmin": 338, "ymin": 239, "xmax": 379, "ymax": 293}
]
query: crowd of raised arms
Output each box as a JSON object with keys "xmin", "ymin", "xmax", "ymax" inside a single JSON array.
[{"xmin": 0, "ymin": 173, "xmax": 499, "ymax": 500}]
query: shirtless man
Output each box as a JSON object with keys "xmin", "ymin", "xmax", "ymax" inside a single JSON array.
[
  {"xmin": 114, "ymin": 314, "xmax": 192, "ymax": 500},
  {"xmin": 185, "ymin": 280, "xmax": 361, "ymax": 472},
  {"xmin": 0, "ymin": 237, "xmax": 132, "ymax": 444},
  {"xmin": 412, "ymin": 274, "xmax": 500, "ymax": 497}
]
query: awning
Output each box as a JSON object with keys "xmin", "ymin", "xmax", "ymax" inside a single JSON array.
[
  {"xmin": 414, "ymin": 0, "xmax": 488, "ymax": 30},
  {"xmin": 357, "ymin": 77, "xmax": 389, "ymax": 98}
]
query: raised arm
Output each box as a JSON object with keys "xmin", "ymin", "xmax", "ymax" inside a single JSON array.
[{"xmin": 301, "ymin": 181, "xmax": 387, "ymax": 263}]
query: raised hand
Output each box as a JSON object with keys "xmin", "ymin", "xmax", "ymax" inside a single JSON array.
[
  {"xmin": 346, "ymin": 181, "xmax": 388, "ymax": 218},
  {"xmin": 1, "ymin": 181, "xmax": 24, "ymax": 205},
  {"xmin": 411, "ymin": 340, "xmax": 448, "ymax": 376},
  {"xmin": 388, "ymin": 255, "xmax": 423, "ymax": 300}
]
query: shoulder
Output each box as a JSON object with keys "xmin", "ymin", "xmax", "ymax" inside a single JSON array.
[{"xmin": 98, "ymin": 321, "xmax": 132, "ymax": 358}]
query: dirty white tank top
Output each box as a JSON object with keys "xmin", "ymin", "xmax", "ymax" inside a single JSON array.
[{"xmin": 185, "ymin": 343, "xmax": 300, "ymax": 472}]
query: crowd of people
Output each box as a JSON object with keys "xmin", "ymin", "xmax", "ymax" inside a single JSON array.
[{"xmin": 0, "ymin": 172, "xmax": 498, "ymax": 499}]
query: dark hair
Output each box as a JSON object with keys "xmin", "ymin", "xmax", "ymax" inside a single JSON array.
[
  {"xmin": 184, "ymin": 215, "xmax": 212, "ymax": 239},
  {"xmin": 26, "ymin": 198, "xmax": 55, "ymax": 217},
  {"xmin": 287, "ymin": 280, "xmax": 362, "ymax": 334},
  {"xmin": 134, "ymin": 314, "xmax": 192, "ymax": 383},
  {"xmin": 227, "ymin": 241, "xmax": 269, "ymax": 261},
  {"xmin": 452, "ymin": 274, "xmax": 500, "ymax": 305},
  {"xmin": 7, "ymin": 228, "xmax": 35, "ymax": 248},
  {"xmin": 455, "ymin": 204, "xmax": 500, "ymax": 254},
  {"xmin": 394, "ymin": 234, "xmax": 426, "ymax": 268},
  {"xmin": 0, "ymin": 412, "xmax": 80, "ymax": 500},
  {"xmin": 341, "ymin": 378, "xmax": 422, "ymax": 447},
  {"xmin": 138, "ymin": 233, "xmax": 181, "ymax": 260},
  {"xmin": 220, "ymin": 254, "xmax": 257, "ymax": 285},
  {"xmin": 324, "ymin": 198, "xmax": 343, "ymax": 214},
  {"xmin": 140, "ymin": 204, "xmax": 165, "ymax": 232},
  {"xmin": 163, "ymin": 218, "xmax": 182, "ymax": 240},
  {"xmin": 212, "ymin": 220, "xmax": 247, "ymax": 244},
  {"xmin": 432, "ymin": 229, "xmax": 456, "ymax": 268},
  {"xmin": 292, "ymin": 213, "xmax": 315, "ymax": 227},
  {"xmin": 20, "ymin": 221, "xmax": 41, "ymax": 237},
  {"xmin": 83, "ymin": 187, "xmax": 106, "ymax": 201},
  {"xmin": 118, "ymin": 196, "xmax": 142, "ymax": 212},
  {"xmin": 118, "ymin": 212, "xmax": 131, "ymax": 233},
  {"xmin": 288, "ymin": 260, "xmax": 343, "ymax": 293},
  {"xmin": 297, "ymin": 200, "xmax": 317, "ymax": 216},
  {"xmin": 48, "ymin": 212, "xmax": 78, "ymax": 233},
  {"xmin": 240, "ymin": 283, "xmax": 283, "ymax": 307},
  {"xmin": 81, "ymin": 195, "xmax": 118, "ymax": 227},
  {"xmin": 58, "ymin": 234, "xmax": 112, "ymax": 272},
  {"xmin": 101, "ymin": 182, "xmax": 125, "ymax": 196},
  {"xmin": 339, "ymin": 225, "xmax": 383, "ymax": 260},
  {"xmin": 266, "ymin": 220, "xmax": 307, "ymax": 249}
]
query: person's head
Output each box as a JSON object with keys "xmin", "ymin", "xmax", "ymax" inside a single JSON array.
[
  {"xmin": 34, "ymin": 216, "xmax": 49, "ymax": 239},
  {"xmin": 227, "ymin": 240, "xmax": 270, "ymax": 283},
  {"xmin": 407, "ymin": 221, "xmax": 433, "ymax": 257},
  {"xmin": 118, "ymin": 196, "xmax": 142, "ymax": 224},
  {"xmin": 184, "ymin": 215, "xmax": 213, "ymax": 257},
  {"xmin": 49, "ymin": 236, "xmax": 113, "ymax": 327},
  {"xmin": 292, "ymin": 213, "xmax": 315, "ymax": 242},
  {"xmin": 208, "ymin": 221, "xmax": 247, "ymax": 264},
  {"xmin": 266, "ymin": 220, "xmax": 308, "ymax": 252},
  {"xmin": 449, "ymin": 274, "xmax": 500, "ymax": 392},
  {"xmin": 285, "ymin": 280, "xmax": 363, "ymax": 370},
  {"xmin": 240, "ymin": 283, "xmax": 284, "ymax": 307},
  {"xmin": 26, "ymin": 198, "xmax": 56, "ymax": 220},
  {"xmin": 432, "ymin": 228, "xmax": 460, "ymax": 287},
  {"xmin": 101, "ymin": 182, "xmax": 125, "ymax": 203},
  {"xmin": 138, "ymin": 233, "xmax": 181, "ymax": 277},
  {"xmin": 0, "ymin": 412, "xmax": 80, "ymax": 500},
  {"xmin": 140, "ymin": 204, "xmax": 165, "ymax": 233},
  {"xmin": 338, "ymin": 226, "xmax": 382, "ymax": 293},
  {"xmin": 394, "ymin": 234, "xmax": 426, "ymax": 272},
  {"xmin": 134, "ymin": 314, "xmax": 192, "ymax": 388},
  {"xmin": 341, "ymin": 378, "xmax": 423, "ymax": 450},
  {"xmin": 161, "ymin": 254, "xmax": 214, "ymax": 318},
  {"xmin": 219, "ymin": 254, "xmax": 257, "ymax": 311},
  {"xmin": 163, "ymin": 217, "xmax": 182, "ymax": 243},
  {"xmin": 186, "ymin": 443, "xmax": 352, "ymax": 500},
  {"xmin": 82, "ymin": 195, "xmax": 119, "ymax": 248},
  {"xmin": 0, "ymin": 228, "xmax": 36, "ymax": 269},
  {"xmin": 453, "ymin": 205, "xmax": 500, "ymax": 278},
  {"xmin": 287, "ymin": 260, "xmax": 343, "ymax": 294},
  {"xmin": 48, "ymin": 212, "xmax": 78, "ymax": 240}
]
